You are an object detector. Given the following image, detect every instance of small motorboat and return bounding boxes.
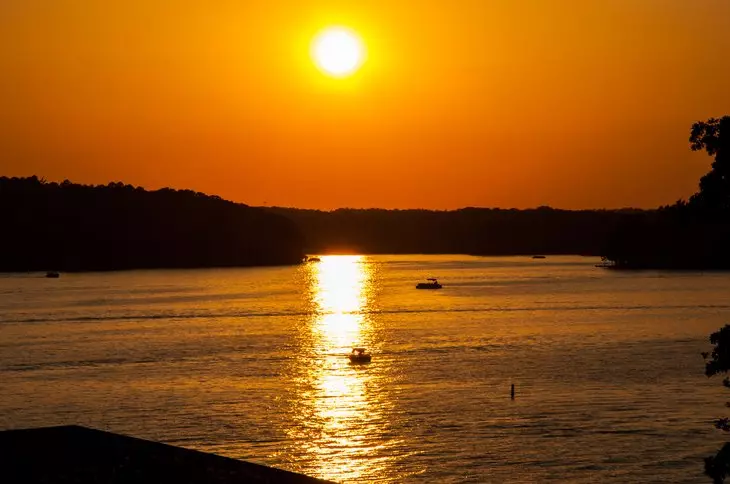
[45,271,60,278]
[532,255,546,259]
[307,257,321,262]
[416,278,442,290]
[595,261,616,268]
[348,347,372,363]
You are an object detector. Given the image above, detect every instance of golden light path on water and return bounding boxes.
[287,255,402,482]
[312,255,367,350]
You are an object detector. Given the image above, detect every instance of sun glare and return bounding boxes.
[311,27,365,78]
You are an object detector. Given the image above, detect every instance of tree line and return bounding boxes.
[0,177,304,271]
[1,116,726,271]
[267,205,643,257]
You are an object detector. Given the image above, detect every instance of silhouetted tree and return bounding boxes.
[690,116,730,215]
[601,116,730,269]
[704,325,730,483]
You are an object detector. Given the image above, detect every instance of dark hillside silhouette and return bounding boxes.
[602,116,730,269]
[0,177,304,272]
[266,206,643,256]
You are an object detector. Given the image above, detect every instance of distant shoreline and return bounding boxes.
[0,253,607,275]
[0,260,305,274]
[266,206,637,257]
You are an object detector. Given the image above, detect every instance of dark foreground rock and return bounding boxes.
[0,425,332,484]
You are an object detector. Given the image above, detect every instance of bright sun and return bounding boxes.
[311,27,365,78]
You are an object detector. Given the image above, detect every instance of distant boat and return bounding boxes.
[532,255,546,259]
[348,347,372,363]
[595,261,616,268]
[45,271,60,278]
[595,256,616,268]
[416,278,442,290]
[307,257,321,262]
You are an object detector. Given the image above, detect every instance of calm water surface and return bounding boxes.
[1,255,729,482]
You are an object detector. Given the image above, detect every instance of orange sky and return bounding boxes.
[2,0,730,209]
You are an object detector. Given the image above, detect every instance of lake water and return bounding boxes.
[1,255,729,483]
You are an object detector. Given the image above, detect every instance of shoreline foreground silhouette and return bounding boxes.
[0,425,332,483]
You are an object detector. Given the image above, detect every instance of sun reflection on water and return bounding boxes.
[284,255,399,482]
[312,255,369,352]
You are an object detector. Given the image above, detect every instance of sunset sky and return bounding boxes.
[2,0,730,210]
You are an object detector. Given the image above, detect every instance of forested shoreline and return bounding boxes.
[4,112,728,274]
[0,177,305,272]
[267,206,644,257]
